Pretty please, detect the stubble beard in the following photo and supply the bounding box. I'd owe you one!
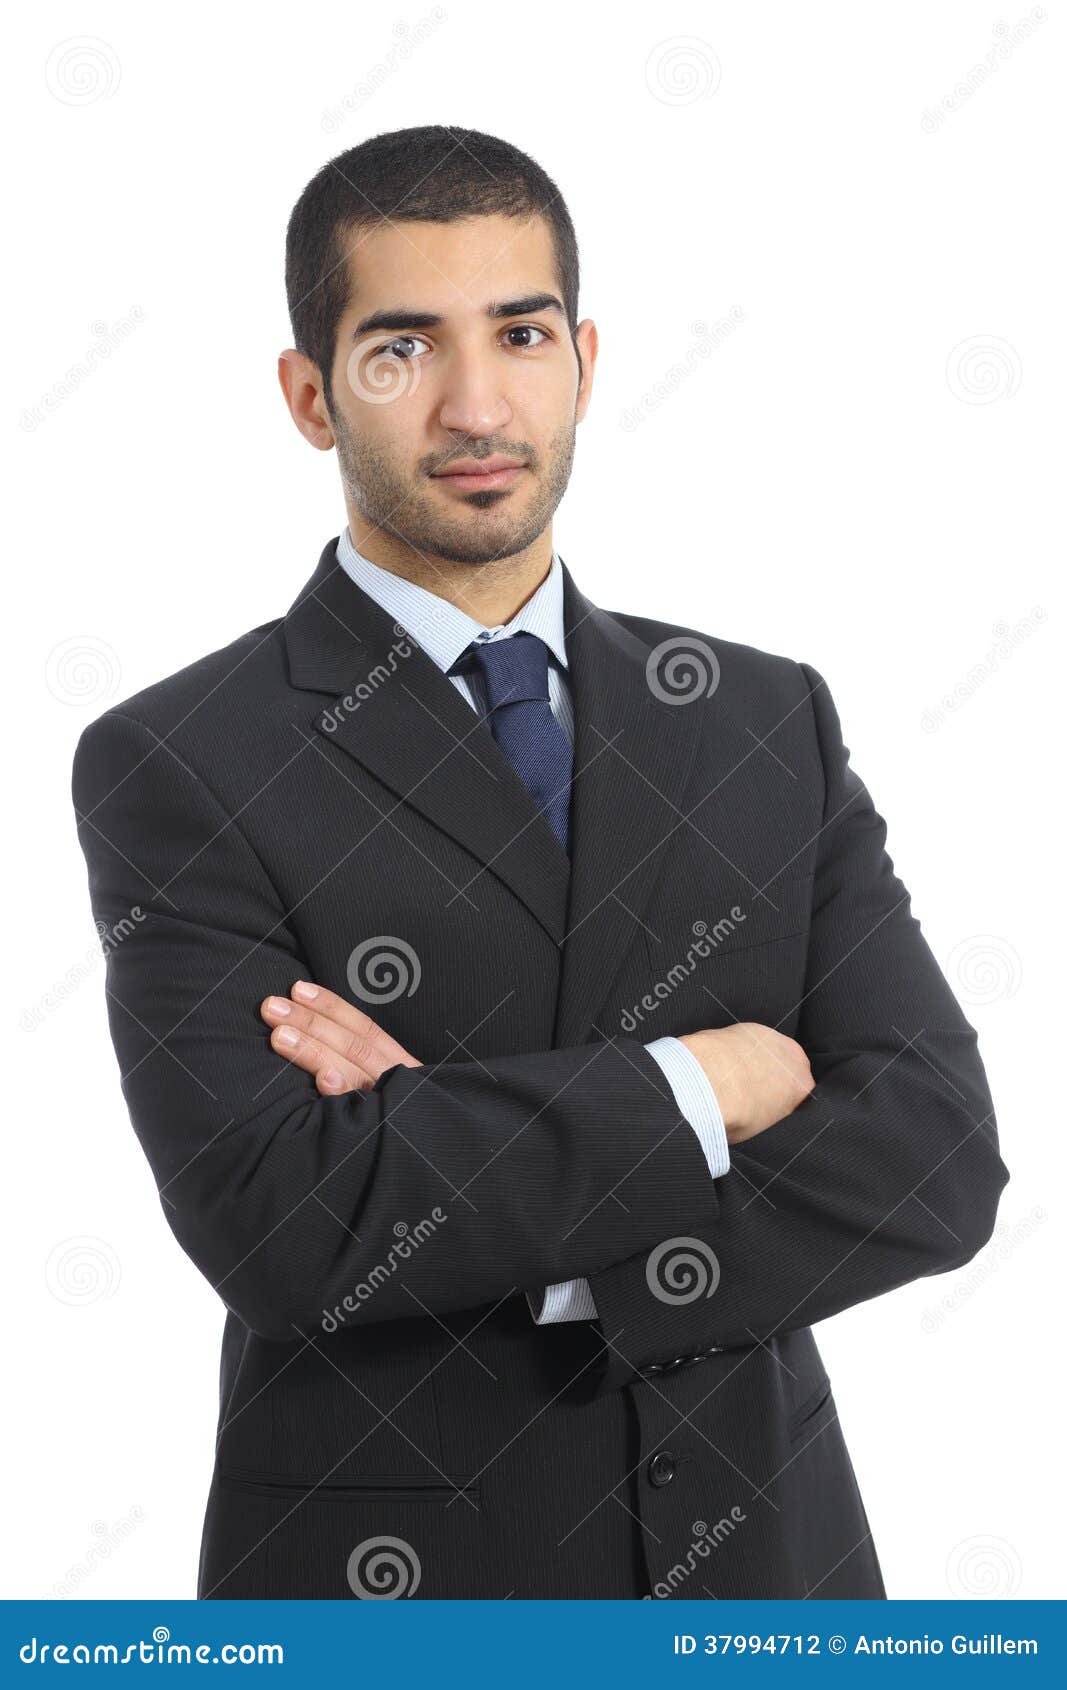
[330,403,576,568]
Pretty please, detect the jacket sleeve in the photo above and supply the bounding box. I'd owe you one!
[72,709,718,1342]
[585,663,1009,1391]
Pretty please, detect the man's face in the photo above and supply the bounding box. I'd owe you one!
[323,213,595,566]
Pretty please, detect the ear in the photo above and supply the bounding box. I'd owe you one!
[574,318,598,422]
[277,349,335,451]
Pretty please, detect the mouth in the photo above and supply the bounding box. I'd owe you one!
[430,456,528,493]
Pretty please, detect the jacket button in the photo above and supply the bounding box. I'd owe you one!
[648,1451,676,1487]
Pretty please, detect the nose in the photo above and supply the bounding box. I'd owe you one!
[436,345,513,439]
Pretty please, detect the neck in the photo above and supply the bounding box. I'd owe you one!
[343,514,555,626]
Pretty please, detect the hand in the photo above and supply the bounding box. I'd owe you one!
[260,981,421,1094]
[678,1022,815,1144]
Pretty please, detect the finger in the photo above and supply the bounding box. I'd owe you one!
[290,981,420,1070]
[266,1022,372,1093]
[260,994,414,1083]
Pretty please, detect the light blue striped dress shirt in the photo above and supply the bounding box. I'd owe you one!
[335,528,730,1323]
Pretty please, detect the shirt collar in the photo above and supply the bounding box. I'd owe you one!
[335,527,569,676]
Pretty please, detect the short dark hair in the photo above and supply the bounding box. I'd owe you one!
[284,124,582,408]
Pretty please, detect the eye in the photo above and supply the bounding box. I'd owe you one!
[502,324,549,349]
[374,335,431,360]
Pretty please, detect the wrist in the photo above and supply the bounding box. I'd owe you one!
[678,1030,747,1137]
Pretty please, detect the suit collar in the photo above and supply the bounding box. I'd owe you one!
[283,537,374,695]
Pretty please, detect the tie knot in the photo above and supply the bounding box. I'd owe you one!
[460,632,552,712]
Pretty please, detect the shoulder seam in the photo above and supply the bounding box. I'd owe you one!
[106,709,293,920]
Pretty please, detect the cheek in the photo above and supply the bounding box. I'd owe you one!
[335,406,424,495]
[532,416,578,485]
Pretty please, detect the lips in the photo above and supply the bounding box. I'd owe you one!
[431,457,527,493]
[432,456,526,478]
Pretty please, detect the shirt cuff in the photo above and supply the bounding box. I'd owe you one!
[644,1034,731,1179]
[525,1038,729,1326]
[526,1279,597,1324]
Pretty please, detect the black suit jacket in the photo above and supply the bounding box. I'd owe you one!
[72,539,1008,1599]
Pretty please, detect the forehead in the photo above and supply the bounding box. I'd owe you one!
[341,213,558,315]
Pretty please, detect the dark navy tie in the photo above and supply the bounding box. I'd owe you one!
[456,633,572,855]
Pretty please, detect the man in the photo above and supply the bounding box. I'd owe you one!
[72,125,1008,1601]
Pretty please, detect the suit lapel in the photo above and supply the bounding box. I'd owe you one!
[283,540,571,946]
[552,567,705,1049]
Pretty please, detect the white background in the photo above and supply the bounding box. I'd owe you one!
[6,1,1062,1600]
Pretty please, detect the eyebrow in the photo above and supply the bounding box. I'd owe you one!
[351,292,565,340]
